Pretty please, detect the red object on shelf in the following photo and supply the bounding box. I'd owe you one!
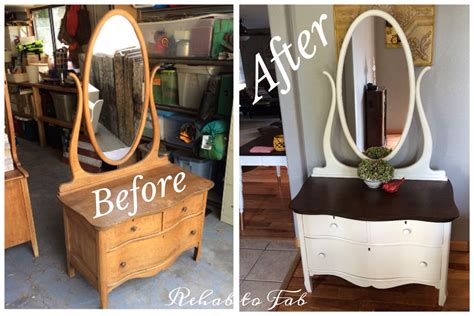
[383,177,406,193]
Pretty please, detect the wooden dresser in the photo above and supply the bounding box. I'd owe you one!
[290,177,459,306]
[58,163,213,308]
[4,80,39,257]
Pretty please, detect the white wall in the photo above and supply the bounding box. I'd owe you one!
[268,5,469,240]
[346,16,376,150]
[375,17,409,134]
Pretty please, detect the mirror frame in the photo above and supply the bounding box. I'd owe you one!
[336,9,415,161]
[81,9,150,166]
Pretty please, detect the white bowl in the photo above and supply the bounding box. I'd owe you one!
[364,180,382,189]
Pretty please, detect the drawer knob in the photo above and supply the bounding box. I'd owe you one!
[190,229,197,235]
[330,223,338,229]
[120,261,127,268]
[419,261,428,268]
[402,228,412,235]
[318,252,326,259]
[182,206,188,212]
[131,226,138,232]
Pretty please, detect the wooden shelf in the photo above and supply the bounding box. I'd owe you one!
[8,81,77,94]
[12,112,34,119]
[149,56,233,67]
[41,116,74,129]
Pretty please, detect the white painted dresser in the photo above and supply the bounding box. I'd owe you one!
[290,177,459,306]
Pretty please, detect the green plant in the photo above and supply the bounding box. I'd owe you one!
[364,146,392,159]
[357,159,394,183]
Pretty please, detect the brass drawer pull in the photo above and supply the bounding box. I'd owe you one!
[190,230,197,235]
[120,261,127,268]
[182,206,188,212]
[131,226,138,232]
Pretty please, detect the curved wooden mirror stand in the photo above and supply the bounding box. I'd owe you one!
[82,10,150,166]
[57,10,213,309]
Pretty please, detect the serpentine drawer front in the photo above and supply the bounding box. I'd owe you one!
[302,215,368,242]
[305,238,442,282]
[104,212,163,250]
[368,220,444,246]
[290,177,460,307]
[106,212,203,288]
[163,194,204,229]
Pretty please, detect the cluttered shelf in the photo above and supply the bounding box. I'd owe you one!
[9,81,77,94]
[149,56,233,67]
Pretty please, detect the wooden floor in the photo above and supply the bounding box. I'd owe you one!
[277,248,469,311]
[240,166,295,239]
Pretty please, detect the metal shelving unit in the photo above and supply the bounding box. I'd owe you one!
[149,56,233,67]
[137,5,232,22]
[138,5,232,214]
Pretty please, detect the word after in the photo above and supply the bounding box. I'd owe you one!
[253,14,329,104]
[92,172,186,219]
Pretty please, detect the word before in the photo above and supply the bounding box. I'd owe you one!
[92,172,186,219]
[253,13,329,104]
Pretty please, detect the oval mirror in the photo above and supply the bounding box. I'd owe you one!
[336,10,415,161]
[82,10,150,165]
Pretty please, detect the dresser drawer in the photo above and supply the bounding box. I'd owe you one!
[103,212,163,250]
[106,213,203,287]
[305,238,441,282]
[163,193,204,229]
[369,220,444,246]
[302,215,368,243]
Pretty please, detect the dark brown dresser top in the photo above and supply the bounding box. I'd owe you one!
[290,177,459,222]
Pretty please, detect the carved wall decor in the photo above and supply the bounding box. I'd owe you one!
[334,5,435,66]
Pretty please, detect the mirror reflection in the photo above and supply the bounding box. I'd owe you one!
[88,15,144,161]
[342,16,409,152]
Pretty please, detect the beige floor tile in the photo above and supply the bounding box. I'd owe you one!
[246,250,299,282]
[240,248,264,279]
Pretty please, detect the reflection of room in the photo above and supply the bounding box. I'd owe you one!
[342,16,408,151]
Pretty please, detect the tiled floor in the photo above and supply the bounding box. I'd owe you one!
[240,238,299,311]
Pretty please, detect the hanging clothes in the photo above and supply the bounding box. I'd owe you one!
[58,5,91,68]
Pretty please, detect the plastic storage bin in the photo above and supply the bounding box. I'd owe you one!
[211,18,233,58]
[159,112,195,148]
[139,17,214,57]
[51,93,77,122]
[171,150,215,180]
[175,64,229,110]
[157,110,176,140]
[160,70,179,105]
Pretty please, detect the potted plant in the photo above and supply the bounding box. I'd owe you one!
[363,146,392,159]
[357,159,394,189]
